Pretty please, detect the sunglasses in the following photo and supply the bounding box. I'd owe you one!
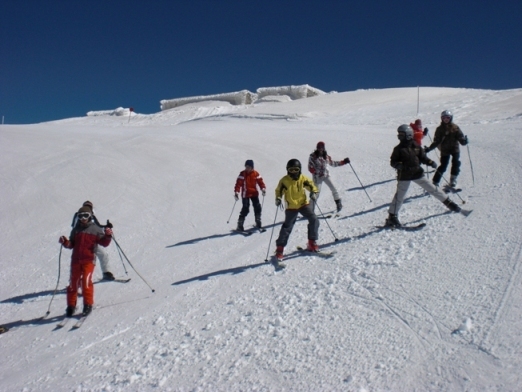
[287,167,300,174]
[442,116,451,120]
[78,212,91,219]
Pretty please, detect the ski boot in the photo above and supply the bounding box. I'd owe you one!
[65,305,76,318]
[443,198,461,213]
[255,214,262,229]
[102,271,115,281]
[82,304,93,317]
[450,175,458,188]
[307,239,319,252]
[385,213,401,227]
[335,199,343,212]
[236,216,245,232]
[275,246,284,261]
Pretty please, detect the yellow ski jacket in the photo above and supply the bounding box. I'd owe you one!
[275,174,318,210]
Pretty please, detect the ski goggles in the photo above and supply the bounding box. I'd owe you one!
[441,116,451,120]
[78,212,91,220]
[287,167,300,174]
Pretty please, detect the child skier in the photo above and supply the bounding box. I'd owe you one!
[234,160,266,231]
[59,205,113,317]
[308,141,350,212]
[386,125,462,227]
[409,119,429,146]
[274,159,320,260]
[71,201,115,281]
[424,110,469,188]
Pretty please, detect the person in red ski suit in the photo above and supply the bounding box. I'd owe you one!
[234,159,266,231]
[59,205,112,317]
[409,119,429,146]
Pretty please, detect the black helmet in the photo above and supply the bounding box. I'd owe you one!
[286,159,301,169]
[286,159,301,179]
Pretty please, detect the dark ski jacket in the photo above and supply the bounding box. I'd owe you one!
[390,140,436,181]
[427,122,467,155]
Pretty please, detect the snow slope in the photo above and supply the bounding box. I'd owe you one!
[1,87,522,391]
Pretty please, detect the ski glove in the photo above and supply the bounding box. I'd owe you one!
[234,193,239,201]
[423,127,429,136]
[429,160,437,169]
[310,192,318,201]
[104,227,113,236]
[423,146,431,153]
[59,236,68,245]
[343,157,350,164]
[395,162,403,171]
[275,198,282,207]
[462,135,469,145]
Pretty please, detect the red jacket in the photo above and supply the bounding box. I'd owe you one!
[234,169,266,198]
[63,221,111,264]
[410,122,424,146]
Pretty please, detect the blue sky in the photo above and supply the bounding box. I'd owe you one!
[1,0,521,124]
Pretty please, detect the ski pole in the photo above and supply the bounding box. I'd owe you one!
[115,241,129,275]
[226,199,237,224]
[349,163,372,202]
[467,144,475,186]
[43,245,63,318]
[112,235,156,292]
[315,201,339,242]
[264,206,280,262]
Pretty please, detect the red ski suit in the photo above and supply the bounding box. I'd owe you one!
[62,221,111,307]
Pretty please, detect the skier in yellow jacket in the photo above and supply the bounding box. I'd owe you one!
[274,159,319,261]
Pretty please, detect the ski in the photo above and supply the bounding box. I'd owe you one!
[72,315,89,329]
[443,185,462,194]
[296,246,336,258]
[460,209,473,217]
[0,325,10,334]
[96,278,131,283]
[231,229,254,237]
[375,223,426,231]
[56,316,73,329]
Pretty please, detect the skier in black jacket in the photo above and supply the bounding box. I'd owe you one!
[386,124,461,227]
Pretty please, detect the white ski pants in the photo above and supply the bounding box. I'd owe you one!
[388,177,448,215]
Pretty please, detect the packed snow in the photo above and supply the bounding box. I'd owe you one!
[1,87,522,391]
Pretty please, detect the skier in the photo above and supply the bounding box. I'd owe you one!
[234,160,267,231]
[386,125,462,227]
[274,159,320,260]
[409,119,429,146]
[308,141,350,212]
[59,205,113,317]
[424,110,469,188]
[71,201,115,281]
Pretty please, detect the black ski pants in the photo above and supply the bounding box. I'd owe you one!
[240,196,261,218]
[433,152,461,184]
[276,203,319,247]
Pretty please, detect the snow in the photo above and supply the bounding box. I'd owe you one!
[1,86,522,391]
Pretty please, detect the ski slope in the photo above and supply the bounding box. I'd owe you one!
[1,87,522,391]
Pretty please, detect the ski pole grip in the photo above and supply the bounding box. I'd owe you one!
[106,220,113,229]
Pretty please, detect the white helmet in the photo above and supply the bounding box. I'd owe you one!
[397,124,413,140]
[441,110,453,121]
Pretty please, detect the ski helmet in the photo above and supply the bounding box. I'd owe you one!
[397,124,413,140]
[286,158,302,179]
[316,141,325,150]
[441,110,453,121]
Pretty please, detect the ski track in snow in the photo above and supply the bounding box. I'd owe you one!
[1,87,522,391]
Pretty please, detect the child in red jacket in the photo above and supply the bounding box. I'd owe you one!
[234,160,266,231]
[59,205,112,317]
[410,119,429,146]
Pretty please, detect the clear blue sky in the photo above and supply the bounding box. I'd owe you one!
[1,0,521,124]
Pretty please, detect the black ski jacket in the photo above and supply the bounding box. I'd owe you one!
[390,140,435,181]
